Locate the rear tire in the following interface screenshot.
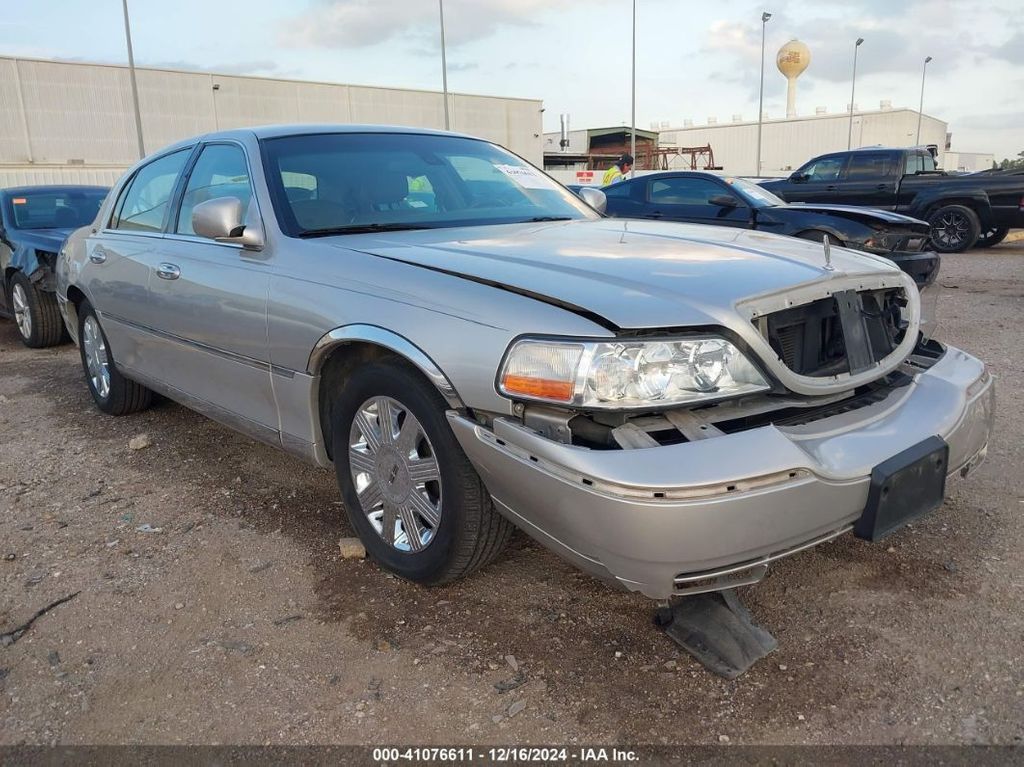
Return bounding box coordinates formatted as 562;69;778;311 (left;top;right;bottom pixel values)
927;204;980;252
974;226;1009;249
9;271;64;348
331;358;512;585
77;300;152;415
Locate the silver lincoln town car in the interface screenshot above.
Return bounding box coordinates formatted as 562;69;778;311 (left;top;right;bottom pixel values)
58;125;994;600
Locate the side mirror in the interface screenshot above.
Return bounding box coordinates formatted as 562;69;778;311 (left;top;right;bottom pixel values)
708;194;739;208
577;186;607;214
192;196;264;250
789;171;807;183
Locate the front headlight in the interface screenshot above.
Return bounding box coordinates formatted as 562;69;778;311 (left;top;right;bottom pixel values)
498;336;770;410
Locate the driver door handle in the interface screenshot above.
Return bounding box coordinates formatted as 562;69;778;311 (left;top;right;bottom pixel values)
156;263;181;281
826;185;838;191
648;211;664;219
89;246;109;264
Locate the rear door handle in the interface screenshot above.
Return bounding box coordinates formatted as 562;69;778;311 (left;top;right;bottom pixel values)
648;211;664;219
826;185;838;191
156;263;181;280
876;183;888;190
89;246;108;264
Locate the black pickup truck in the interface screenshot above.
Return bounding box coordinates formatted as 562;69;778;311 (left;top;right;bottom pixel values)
759;146;1024;252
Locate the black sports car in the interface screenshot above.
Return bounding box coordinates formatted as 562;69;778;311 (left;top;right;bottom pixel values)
571;171;939;288
0;185;108;347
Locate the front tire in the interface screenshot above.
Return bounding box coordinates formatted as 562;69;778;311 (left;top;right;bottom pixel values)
975;226;1009;249
928;204;980;252
77;300;152;415
331;358;512;585
9;271;64;348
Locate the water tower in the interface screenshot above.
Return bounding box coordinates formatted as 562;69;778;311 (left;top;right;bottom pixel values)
777;39;811;118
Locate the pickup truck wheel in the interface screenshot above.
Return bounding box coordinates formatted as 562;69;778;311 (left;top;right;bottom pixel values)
975;226;1009;248
928;205;980;252
77;301;153;415
331;359;513;585
9;271;64;348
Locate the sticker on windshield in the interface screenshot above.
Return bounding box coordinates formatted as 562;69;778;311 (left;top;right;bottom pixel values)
494;164;549;189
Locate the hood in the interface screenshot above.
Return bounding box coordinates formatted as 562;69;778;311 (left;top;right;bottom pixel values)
776;203;928;227
6;227;75;252
332;219;900;330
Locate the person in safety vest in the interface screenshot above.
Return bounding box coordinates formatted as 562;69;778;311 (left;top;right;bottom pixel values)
602;154;634;185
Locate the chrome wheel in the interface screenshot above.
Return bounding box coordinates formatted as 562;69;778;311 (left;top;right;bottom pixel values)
81;315;111;400
11;282;31;340
349;395;442;552
933;211;971;249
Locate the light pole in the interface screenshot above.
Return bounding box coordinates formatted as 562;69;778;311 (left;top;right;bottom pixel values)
847;37;864;150
916;56;932;145
756;11;771;177
438;0;450;130
121;0;145;158
630;0;636;175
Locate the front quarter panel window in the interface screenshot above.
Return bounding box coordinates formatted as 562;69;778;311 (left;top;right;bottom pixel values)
259;132;598;237
111;149;190;232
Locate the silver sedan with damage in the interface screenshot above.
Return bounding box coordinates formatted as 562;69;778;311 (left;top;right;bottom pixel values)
57;125;994;600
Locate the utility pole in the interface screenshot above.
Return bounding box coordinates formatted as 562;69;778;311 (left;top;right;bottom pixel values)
756;11;771;176
439;0;450;130
630;0;636;175
121;0;145;159
847;37;864;150
916;56;932;145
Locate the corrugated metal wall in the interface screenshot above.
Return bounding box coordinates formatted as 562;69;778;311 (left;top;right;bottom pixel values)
660;109;949;176
0;56;543;186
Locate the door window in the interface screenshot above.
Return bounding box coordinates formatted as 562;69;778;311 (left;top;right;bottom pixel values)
110;149;190;232
846;153;895;179
801;156;845;182
175;144;253;236
648;177;725;205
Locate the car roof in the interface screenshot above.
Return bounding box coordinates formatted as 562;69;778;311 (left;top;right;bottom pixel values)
1;185;109;196
155;123;483;154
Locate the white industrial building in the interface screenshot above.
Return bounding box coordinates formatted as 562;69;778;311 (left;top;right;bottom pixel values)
658;105;950;177
0;56;543;187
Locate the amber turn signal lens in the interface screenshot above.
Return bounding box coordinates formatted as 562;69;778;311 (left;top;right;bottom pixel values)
500;375;574;402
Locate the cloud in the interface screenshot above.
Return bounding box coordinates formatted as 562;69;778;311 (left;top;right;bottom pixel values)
281;0;558;51
955;111;1024;130
145;59;282;76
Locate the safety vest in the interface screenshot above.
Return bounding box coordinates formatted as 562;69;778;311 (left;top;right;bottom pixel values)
602;165;624;185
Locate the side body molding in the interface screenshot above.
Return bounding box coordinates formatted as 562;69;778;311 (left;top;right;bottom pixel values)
307;324;464;408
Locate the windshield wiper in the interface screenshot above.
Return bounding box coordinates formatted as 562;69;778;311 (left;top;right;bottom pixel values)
297;222;435;238
524;216;574;222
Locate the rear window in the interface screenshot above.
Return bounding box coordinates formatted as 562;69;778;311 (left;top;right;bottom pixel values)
5;189;108;230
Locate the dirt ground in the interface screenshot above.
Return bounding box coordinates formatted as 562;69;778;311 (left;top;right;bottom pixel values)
1;244;1022;747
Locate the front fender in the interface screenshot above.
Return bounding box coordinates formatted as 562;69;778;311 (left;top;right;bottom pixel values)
308;324;464;408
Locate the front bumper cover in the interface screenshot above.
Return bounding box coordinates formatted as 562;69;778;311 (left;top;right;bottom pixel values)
449;345;994;600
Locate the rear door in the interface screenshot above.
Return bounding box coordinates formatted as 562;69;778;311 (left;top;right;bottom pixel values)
143;141;276;433
834;151;901;208
643;176;751;227
84;148;194;370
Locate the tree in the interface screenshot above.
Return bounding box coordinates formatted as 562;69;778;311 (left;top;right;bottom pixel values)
997;151;1024;171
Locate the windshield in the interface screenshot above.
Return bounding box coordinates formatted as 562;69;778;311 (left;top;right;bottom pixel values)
5;189;108;230
722;177;785;208
260;132;597;237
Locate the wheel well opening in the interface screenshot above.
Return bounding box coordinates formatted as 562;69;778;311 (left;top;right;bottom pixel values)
317;342;408;461
66;285;87;308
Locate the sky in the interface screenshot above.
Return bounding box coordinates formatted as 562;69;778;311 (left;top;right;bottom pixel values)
2;0;1022;159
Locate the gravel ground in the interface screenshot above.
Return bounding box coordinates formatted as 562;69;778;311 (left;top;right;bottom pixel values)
0;244;1022;746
